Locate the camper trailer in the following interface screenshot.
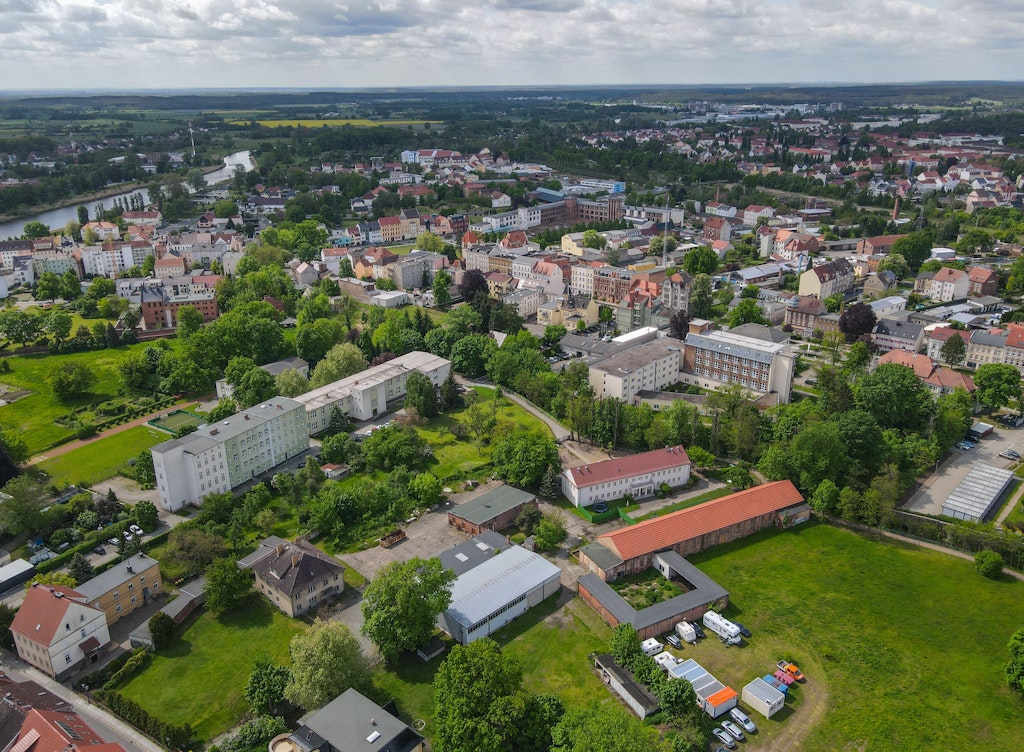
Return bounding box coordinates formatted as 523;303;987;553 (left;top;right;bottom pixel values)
675;621;697;644
703;611;742;645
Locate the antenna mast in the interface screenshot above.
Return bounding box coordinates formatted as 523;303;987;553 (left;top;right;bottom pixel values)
188;121;197;158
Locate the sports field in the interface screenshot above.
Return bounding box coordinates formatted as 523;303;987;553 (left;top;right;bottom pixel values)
148;409;205;434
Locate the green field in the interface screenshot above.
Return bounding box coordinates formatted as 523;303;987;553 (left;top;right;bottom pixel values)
148;409;204;434
684;523;1024;751
34;425;166;485
118;598;306;741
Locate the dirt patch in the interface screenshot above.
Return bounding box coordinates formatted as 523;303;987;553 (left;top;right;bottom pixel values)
760;675;830;752
0;383;31;404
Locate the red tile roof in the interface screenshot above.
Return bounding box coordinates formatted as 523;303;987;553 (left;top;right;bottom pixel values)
14;708;122;752
10;585;90;646
598;480;804;561
566;446;690;490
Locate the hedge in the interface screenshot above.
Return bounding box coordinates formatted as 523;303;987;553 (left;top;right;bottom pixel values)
94;689;194;750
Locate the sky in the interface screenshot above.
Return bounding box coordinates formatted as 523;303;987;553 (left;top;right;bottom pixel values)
2;0;1023;91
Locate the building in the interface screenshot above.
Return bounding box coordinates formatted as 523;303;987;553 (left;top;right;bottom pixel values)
286;688;424;752
966;328;1009;369
668;659;738;719
863;270;898;298
241;537;345;617
562;446;691;508
76;553;161;625
447;484;537;536
579;480;805;581
742;678;786;719
872;318;924;353
856;234;906;255
681;325;796;403
10;584;110;679
139;285;218;330
151;397;310;512
10;708;127;752
917;266;969;302
941;464;1015;523
782;296;827;336
702;217;733;243
967;266;999;297
868;295;907;320
216;357;310;400
593;654;660;718
877;350;975;396
295;352;450;432
798;258;854;299
439;542;561;645
588;337;684;401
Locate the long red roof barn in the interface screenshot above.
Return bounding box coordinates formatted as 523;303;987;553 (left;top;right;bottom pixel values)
598;480;804;561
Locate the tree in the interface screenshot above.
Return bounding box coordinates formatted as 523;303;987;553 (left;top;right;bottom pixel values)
23;221;50;240
434;639;534;752
68;553;94;585
404;371;438;418
244;656;292;714
205;557;253;615
361;557;455;662
856;362;935;431
604;246;620;266
234;368;278;408
809;478;841;515
1006;627;1024;695
416;230;445;254
845;340;871;374
60;270;82;301
975;550;1003;579
582;229;606;250
0;475;46;535
542;324;567;348
310;343;367;387
876;253;911;279
491;429;559;487
176;305;204;339
690;273;714;319
974;363;1022;413
133;500;159;531
27;572;77;589
940;332;967;366
207;398;238;422
45;309;73;343
284;620;370;710
35;272;62;302
275;368;309;397
838;302;876;343
439;371;462;411
457;269;489;302
890;229;933;272
45;360;97;400
682;246;718;276
534;511;568;552
148;611;176;650
166;526;227;574
433;268;452;307
0;310;41;346
668;309;690;339
788;421;850;492
551;703;669;752
727;298;768;327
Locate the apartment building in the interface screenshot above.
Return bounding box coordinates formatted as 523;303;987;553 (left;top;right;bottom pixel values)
562;446;691;508
151;397;310;511
680;324;795;403
10;585;111;679
798;258;855;299
589;337;685;401
139;284;218;330
77;553;162;625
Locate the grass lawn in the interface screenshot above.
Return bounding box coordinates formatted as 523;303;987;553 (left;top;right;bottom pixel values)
631;487;733;522
683;522;1023;751
34;425;166;485
118;597;306;741
373;596;622;741
0;341;176;456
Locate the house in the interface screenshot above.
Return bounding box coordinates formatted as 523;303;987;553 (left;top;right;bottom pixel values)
76;553;161;625
241;537;345;618
287;688;424;752
702;217;733;243
798;258;855;299
10;708;127;752
578;480;806;582
966;328;1009;369
783;296;827;336
863;270;898;297
742;204;775;226
868;295;907;320
967;266;999;296
660;271;693;312
872;318;924;353
856;234;906;255
9;584;111;679
917;266;969;302
562;446;691;508
439;543;561;645
447;484;537;536
877;350;976;396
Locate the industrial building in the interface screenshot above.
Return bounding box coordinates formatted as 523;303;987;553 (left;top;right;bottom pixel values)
439;540;561;645
151;396;310;511
447;484;537;536
941;463;1015;522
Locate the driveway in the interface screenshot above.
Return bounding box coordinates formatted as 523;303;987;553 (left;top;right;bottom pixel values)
902;426;1023;516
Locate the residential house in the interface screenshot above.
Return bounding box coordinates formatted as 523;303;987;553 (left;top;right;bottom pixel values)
660;271;693;312
703;202;737;218
81;222;120;241
287;688;424;752
702;217;733;243
9;584;111;679
877;350;975;396
856;234;906;255
967;266;999;297
1003;324;1024;373
241;537;344;618
742;205;775;226
966;328;1009;369
377;215;402;243
926;326;969;362
398;208;421;239
798;258;855;299
863;270;898;297
76;553;161;625
392;250;446;291
10;708;127;752
872;318;925;353
916;266;969;302
783;296;827;336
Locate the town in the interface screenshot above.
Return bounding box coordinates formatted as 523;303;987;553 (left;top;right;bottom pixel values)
0;83;1022;752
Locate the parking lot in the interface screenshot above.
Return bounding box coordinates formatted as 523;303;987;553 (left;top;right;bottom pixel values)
902;425;1022;516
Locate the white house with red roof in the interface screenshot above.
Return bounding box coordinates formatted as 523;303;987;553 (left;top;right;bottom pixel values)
10;584;110;680
742;205;775;226
562;446;691;508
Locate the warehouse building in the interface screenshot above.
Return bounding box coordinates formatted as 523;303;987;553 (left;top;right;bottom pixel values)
447;484;537;536
941;463;1015;522
439;541;561;645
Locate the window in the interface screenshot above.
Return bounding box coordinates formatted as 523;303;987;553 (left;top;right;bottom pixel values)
79;614;84;622
128;583;133;590
65;655;72;664
140;576;146;583
116;604;122;613
113;591;119;599
131;595;137;604
81;628;86;637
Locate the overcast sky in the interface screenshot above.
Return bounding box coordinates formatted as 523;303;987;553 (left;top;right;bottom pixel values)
2;0;1022;91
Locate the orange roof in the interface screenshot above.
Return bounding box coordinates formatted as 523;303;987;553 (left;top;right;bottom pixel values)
598;480;804;561
1006;324;1024;349
706;687;738;707
878;349;936;379
15;708;124;752
10;585;92;646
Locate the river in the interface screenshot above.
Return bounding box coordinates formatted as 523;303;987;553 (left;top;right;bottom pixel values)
0;150;256;240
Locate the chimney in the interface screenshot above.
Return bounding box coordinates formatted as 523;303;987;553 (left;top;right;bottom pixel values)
291;553;301;568
275;544;285;556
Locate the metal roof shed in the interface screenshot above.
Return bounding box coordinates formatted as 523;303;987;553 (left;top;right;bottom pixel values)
742;678;786;719
941;463;1015;522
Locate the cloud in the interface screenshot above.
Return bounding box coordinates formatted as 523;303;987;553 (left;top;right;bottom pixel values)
0;0;1020;89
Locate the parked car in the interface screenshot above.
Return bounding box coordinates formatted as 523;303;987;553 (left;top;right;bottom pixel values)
122;531;133;542
665;634;682;649
691;621;706;639
107;538;120;546
92;546;105;556
711;728;736;749
729;707;757;734
129;524;144;536
721;720;745;742
733;621;752;638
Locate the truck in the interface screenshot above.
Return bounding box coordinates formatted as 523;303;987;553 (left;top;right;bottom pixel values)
776;660;805;682
703;611;742;645
675;621;697;644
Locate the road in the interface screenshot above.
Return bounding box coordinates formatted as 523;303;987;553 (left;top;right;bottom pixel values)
0;652;167;752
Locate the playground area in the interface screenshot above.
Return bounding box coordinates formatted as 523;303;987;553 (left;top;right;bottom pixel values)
148;409;206;435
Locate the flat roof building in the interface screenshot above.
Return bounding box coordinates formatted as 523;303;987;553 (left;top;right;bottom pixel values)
447;484;537;536
589;337;685;402
941;463;1015;522
681;327;795;404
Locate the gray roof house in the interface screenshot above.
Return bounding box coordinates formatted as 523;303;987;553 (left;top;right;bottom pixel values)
289;688;424;752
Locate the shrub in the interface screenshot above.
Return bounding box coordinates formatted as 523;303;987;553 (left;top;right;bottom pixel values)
148;611;176;650
94;689;194;749
975;550;1004;578
104;648;151;689
76;422;98;440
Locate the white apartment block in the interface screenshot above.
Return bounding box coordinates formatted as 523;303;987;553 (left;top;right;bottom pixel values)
295;351;451;433
152;397;310;511
570;264;596;297
589;337;685;402
681;328;795;403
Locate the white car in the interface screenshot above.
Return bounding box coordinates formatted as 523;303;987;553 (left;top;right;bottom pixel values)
129;524;144;536
729;707;757;734
122;531;133;542
721;719;746;742
711;728;736;749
